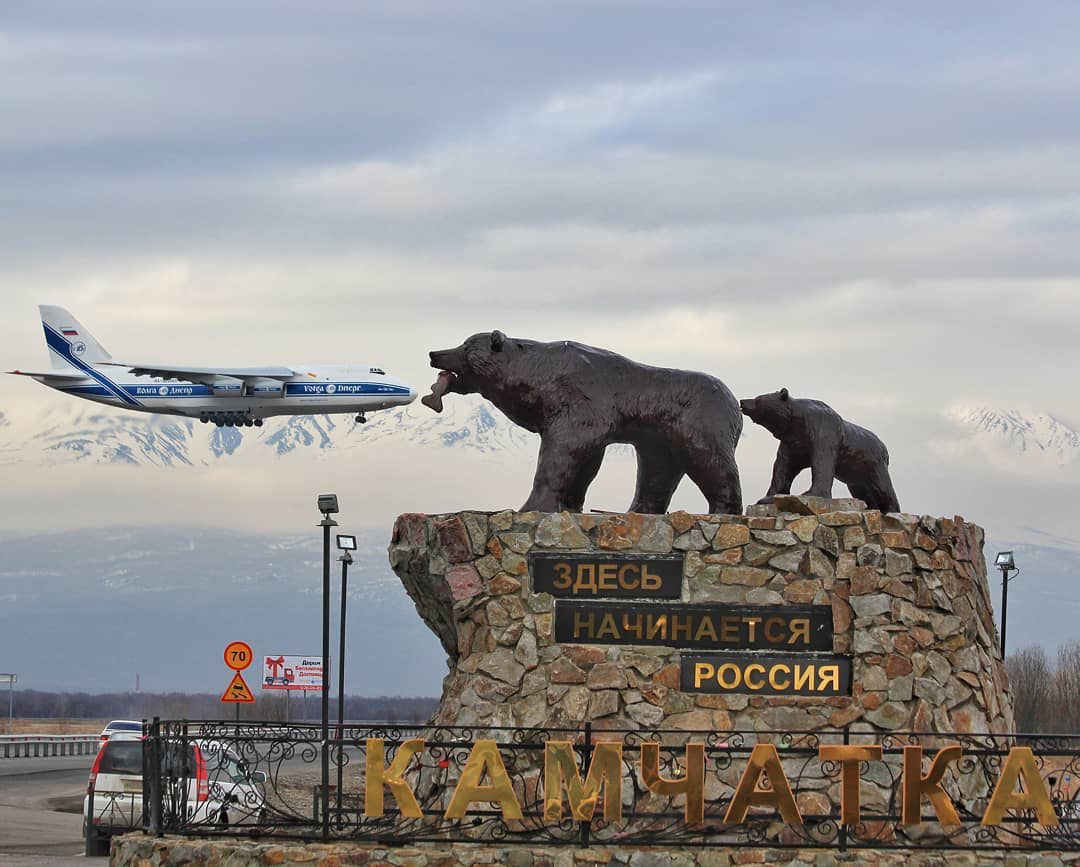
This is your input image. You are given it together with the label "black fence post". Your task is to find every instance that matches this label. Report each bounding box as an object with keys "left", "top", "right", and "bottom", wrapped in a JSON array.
[
  {"left": 838, "top": 725, "right": 849, "bottom": 854},
  {"left": 580, "top": 722, "right": 592, "bottom": 848},
  {"left": 149, "top": 717, "right": 163, "bottom": 837}
]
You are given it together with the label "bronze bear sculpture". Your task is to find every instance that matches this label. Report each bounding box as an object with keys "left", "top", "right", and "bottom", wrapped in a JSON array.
[
  {"left": 740, "top": 388, "right": 900, "bottom": 513},
  {"left": 425, "top": 331, "right": 743, "bottom": 514}
]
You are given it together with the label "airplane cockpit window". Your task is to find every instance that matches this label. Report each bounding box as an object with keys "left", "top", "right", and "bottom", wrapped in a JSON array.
[{"left": 369, "top": 367, "right": 385, "bottom": 375}]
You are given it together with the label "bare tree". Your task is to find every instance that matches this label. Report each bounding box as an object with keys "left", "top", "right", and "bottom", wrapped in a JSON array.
[
  {"left": 1053, "top": 641, "right": 1080, "bottom": 733},
  {"left": 1007, "top": 645, "right": 1053, "bottom": 732}
]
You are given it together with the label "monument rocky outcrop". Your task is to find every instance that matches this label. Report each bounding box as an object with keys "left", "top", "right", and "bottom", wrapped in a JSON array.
[{"left": 389, "top": 496, "right": 1012, "bottom": 736}]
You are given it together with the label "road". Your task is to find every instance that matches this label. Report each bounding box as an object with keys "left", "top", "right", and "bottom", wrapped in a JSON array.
[
  {"left": 0, "top": 744, "right": 367, "bottom": 861},
  {"left": 0, "top": 754, "right": 91, "bottom": 861}
]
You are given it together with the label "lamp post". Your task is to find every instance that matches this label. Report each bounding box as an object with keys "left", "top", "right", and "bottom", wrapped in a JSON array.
[
  {"left": 334, "top": 534, "right": 356, "bottom": 821},
  {"left": 316, "top": 494, "right": 339, "bottom": 842},
  {"left": 995, "top": 551, "right": 1019, "bottom": 657}
]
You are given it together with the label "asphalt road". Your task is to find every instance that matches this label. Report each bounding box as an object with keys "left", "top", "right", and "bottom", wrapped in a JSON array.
[
  {"left": 0, "top": 744, "right": 368, "bottom": 861},
  {"left": 0, "top": 754, "right": 92, "bottom": 859}
]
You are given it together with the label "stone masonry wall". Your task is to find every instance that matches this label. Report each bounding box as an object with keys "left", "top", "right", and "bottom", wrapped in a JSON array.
[
  {"left": 111, "top": 834, "right": 1079, "bottom": 866},
  {"left": 388, "top": 497, "right": 1013, "bottom": 735}
]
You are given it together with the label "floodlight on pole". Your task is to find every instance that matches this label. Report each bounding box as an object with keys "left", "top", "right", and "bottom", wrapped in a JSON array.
[
  {"left": 316, "top": 494, "right": 338, "bottom": 841},
  {"left": 334, "top": 536, "right": 354, "bottom": 821},
  {"left": 995, "top": 550, "right": 1019, "bottom": 657}
]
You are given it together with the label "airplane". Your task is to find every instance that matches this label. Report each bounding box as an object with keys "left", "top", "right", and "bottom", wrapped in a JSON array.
[{"left": 8, "top": 305, "right": 417, "bottom": 427}]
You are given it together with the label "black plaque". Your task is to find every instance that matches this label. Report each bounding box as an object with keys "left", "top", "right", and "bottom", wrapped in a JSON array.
[
  {"left": 530, "top": 553, "right": 682, "bottom": 599},
  {"left": 553, "top": 600, "right": 832, "bottom": 651},
  {"left": 681, "top": 652, "right": 852, "bottom": 696}
]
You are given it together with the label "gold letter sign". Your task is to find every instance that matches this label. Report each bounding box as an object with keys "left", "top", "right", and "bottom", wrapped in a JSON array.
[
  {"left": 364, "top": 737, "right": 424, "bottom": 818},
  {"left": 640, "top": 742, "right": 706, "bottom": 823},
  {"left": 981, "top": 747, "right": 1059, "bottom": 827},
  {"left": 723, "top": 743, "right": 803, "bottom": 825},
  {"left": 544, "top": 741, "right": 623, "bottom": 822},
  {"left": 901, "top": 745, "right": 962, "bottom": 826},
  {"left": 818, "top": 745, "right": 882, "bottom": 826},
  {"left": 445, "top": 739, "right": 524, "bottom": 820}
]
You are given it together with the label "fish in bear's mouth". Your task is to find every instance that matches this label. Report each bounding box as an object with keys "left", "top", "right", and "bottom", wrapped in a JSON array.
[{"left": 420, "top": 370, "right": 457, "bottom": 413}]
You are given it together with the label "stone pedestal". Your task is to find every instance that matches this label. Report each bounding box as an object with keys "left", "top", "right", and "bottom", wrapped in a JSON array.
[{"left": 388, "top": 499, "right": 1013, "bottom": 735}]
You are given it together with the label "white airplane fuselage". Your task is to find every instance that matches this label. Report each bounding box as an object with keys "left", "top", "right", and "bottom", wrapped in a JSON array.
[
  {"left": 46, "top": 362, "right": 415, "bottom": 421},
  {"left": 13, "top": 308, "right": 417, "bottom": 427}
]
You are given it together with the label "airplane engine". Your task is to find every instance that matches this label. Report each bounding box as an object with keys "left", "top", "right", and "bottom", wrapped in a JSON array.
[
  {"left": 247, "top": 378, "right": 285, "bottom": 398},
  {"left": 210, "top": 376, "right": 244, "bottom": 396}
]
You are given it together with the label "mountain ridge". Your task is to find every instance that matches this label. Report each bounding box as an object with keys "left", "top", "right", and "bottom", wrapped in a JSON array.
[
  {"left": 0, "top": 395, "right": 538, "bottom": 467},
  {"left": 946, "top": 404, "right": 1080, "bottom": 467}
]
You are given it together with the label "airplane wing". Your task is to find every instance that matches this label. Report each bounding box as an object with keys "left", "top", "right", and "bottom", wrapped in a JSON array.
[
  {"left": 8, "top": 368, "right": 89, "bottom": 380},
  {"left": 101, "top": 363, "right": 296, "bottom": 385}
]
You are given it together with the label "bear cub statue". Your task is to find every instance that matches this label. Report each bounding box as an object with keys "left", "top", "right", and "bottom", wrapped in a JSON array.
[
  {"left": 740, "top": 388, "right": 900, "bottom": 513},
  {"left": 426, "top": 331, "right": 743, "bottom": 515}
]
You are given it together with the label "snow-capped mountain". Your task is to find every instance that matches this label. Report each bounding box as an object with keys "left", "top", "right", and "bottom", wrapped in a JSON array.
[
  {"left": 0, "top": 395, "right": 539, "bottom": 467},
  {"left": 946, "top": 405, "right": 1080, "bottom": 467}
]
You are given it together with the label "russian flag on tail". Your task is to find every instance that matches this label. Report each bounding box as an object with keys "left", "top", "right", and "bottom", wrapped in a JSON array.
[{"left": 61, "top": 328, "right": 78, "bottom": 336}]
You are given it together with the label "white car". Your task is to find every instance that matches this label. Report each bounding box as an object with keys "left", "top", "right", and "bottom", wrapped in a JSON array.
[
  {"left": 83, "top": 737, "right": 266, "bottom": 857},
  {"left": 99, "top": 720, "right": 142, "bottom": 741}
]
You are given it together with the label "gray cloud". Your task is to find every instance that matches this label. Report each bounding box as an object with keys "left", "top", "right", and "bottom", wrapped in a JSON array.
[{"left": 2, "top": 0, "right": 1080, "bottom": 545}]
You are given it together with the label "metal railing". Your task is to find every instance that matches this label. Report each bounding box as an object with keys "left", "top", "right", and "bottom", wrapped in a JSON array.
[
  {"left": 141, "top": 719, "right": 1080, "bottom": 851},
  {"left": 0, "top": 733, "right": 100, "bottom": 758}
]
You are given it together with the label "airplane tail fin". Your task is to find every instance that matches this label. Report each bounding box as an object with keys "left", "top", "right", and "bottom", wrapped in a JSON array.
[{"left": 39, "top": 305, "right": 112, "bottom": 367}]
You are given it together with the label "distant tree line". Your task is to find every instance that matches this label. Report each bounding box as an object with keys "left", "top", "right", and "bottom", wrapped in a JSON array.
[
  {"left": 1007, "top": 641, "right": 1080, "bottom": 733},
  {"left": 8, "top": 690, "right": 438, "bottom": 724}
]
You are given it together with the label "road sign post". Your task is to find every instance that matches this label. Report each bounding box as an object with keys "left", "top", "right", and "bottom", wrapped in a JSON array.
[
  {"left": 222, "top": 643, "right": 254, "bottom": 721},
  {"left": 224, "top": 641, "right": 253, "bottom": 671}
]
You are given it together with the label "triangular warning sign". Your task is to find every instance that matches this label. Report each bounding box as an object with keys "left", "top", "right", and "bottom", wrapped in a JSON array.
[{"left": 221, "top": 671, "right": 255, "bottom": 703}]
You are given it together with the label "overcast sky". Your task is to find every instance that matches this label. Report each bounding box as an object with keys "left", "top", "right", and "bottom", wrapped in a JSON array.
[{"left": 2, "top": 1, "right": 1079, "bottom": 537}]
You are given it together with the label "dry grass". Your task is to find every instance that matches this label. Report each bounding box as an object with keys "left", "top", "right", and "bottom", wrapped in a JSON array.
[{"left": 5, "top": 718, "right": 109, "bottom": 735}]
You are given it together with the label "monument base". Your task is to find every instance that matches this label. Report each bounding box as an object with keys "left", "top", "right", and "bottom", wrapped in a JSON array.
[
  {"left": 110, "top": 834, "right": 1072, "bottom": 866},
  {"left": 390, "top": 499, "right": 1012, "bottom": 735}
]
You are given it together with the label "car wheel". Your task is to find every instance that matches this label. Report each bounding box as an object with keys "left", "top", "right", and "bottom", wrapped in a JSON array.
[{"left": 84, "top": 827, "right": 110, "bottom": 857}]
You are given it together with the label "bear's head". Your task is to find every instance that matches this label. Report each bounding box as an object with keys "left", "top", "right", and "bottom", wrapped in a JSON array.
[
  {"left": 428, "top": 331, "right": 511, "bottom": 396},
  {"left": 740, "top": 388, "right": 793, "bottom": 435}
]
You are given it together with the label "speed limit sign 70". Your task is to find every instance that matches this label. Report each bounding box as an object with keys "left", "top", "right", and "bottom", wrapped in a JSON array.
[{"left": 224, "top": 641, "right": 253, "bottom": 671}]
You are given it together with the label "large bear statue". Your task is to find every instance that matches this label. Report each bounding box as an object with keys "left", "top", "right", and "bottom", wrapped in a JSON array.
[
  {"left": 739, "top": 388, "right": 900, "bottom": 512},
  {"left": 425, "top": 331, "right": 743, "bottom": 514}
]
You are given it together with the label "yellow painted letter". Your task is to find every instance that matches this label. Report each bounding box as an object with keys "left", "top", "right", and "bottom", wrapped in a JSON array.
[
  {"left": 641, "top": 742, "right": 705, "bottom": 823},
  {"left": 543, "top": 741, "right": 622, "bottom": 822},
  {"left": 445, "top": 739, "right": 523, "bottom": 820},
  {"left": 818, "top": 745, "right": 882, "bottom": 825},
  {"left": 724, "top": 743, "right": 803, "bottom": 825},
  {"left": 982, "top": 747, "right": 1059, "bottom": 827},
  {"left": 901, "top": 745, "right": 962, "bottom": 826},
  {"left": 364, "top": 737, "right": 424, "bottom": 818}
]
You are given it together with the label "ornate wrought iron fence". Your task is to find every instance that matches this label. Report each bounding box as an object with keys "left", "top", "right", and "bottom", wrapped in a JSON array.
[{"left": 143, "top": 719, "right": 1080, "bottom": 851}]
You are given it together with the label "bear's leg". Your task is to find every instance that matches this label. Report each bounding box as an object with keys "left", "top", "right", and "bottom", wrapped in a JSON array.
[
  {"left": 521, "top": 433, "right": 600, "bottom": 512},
  {"left": 629, "top": 442, "right": 683, "bottom": 514},
  {"left": 846, "top": 481, "right": 874, "bottom": 507},
  {"left": 864, "top": 466, "right": 901, "bottom": 513},
  {"left": 683, "top": 444, "right": 743, "bottom": 515},
  {"left": 563, "top": 448, "right": 606, "bottom": 513},
  {"left": 805, "top": 446, "right": 839, "bottom": 499},
  {"left": 762, "top": 444, "right": 800, "bottom": 503}
]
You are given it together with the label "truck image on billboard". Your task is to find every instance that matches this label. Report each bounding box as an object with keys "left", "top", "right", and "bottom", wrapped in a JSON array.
[{"left": 262, "top": 655, "right": 324, "bottom": 691}]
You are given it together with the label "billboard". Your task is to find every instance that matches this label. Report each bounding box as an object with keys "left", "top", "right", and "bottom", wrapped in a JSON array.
[{"left": 262, "top": 655, "right": 325, "bottom": 691}]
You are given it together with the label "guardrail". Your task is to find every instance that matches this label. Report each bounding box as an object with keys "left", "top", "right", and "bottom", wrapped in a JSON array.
[{"left": 0, "top": 733, "right": 101, "bottom": 758}]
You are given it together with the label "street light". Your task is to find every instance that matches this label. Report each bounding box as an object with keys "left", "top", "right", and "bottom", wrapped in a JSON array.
[
  {"left": 317, "top": 494, "right": 338, "bottom": 842},
  {"left": 995, "top": 551, "right": 1019, "bottom": 657},
  {"left": 334, "top": 534, "right": 356, "bottom": 821}
]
